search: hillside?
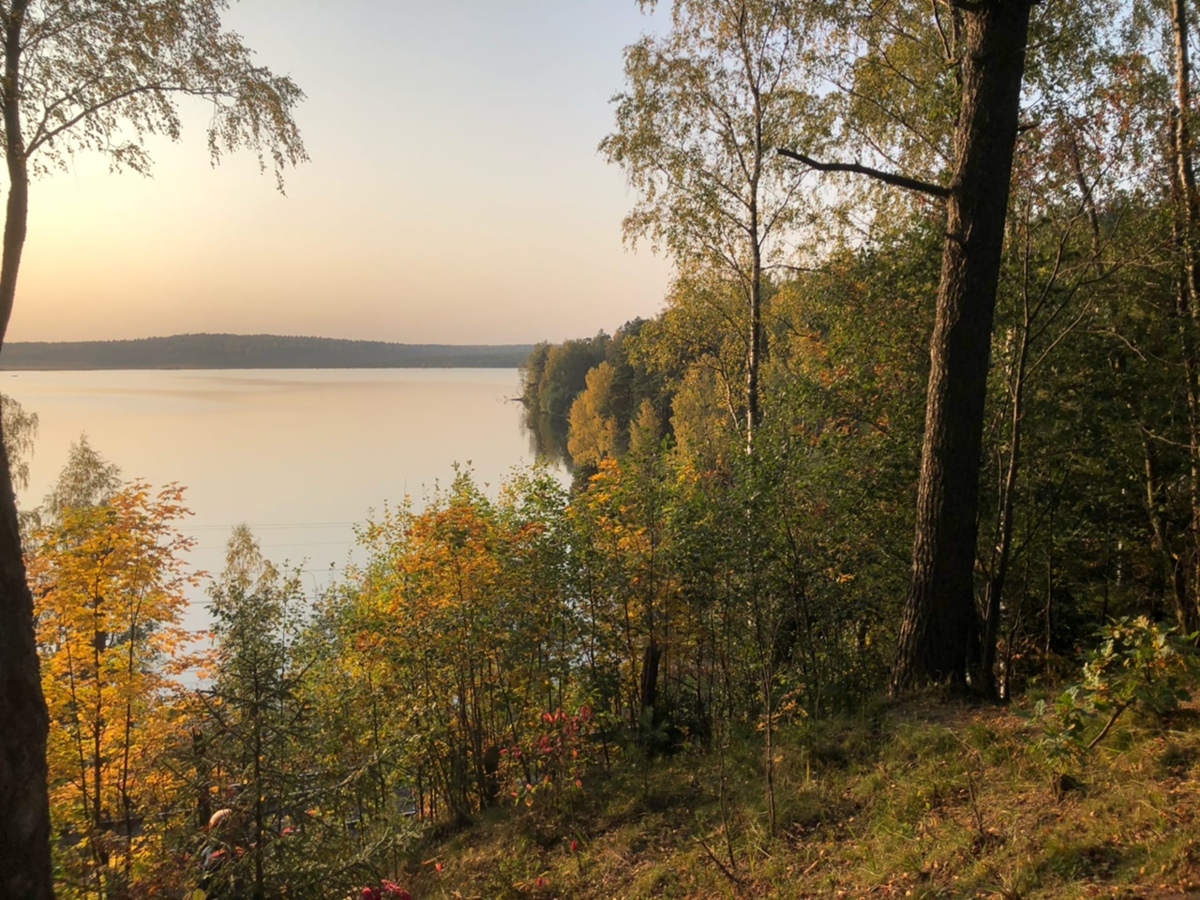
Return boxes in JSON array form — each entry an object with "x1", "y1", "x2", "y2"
[
  {"x1": 0, "y1": 334, "x2": 534, "y2": 370},
  {"x1": 397, "y1": 697, "x2": 1200, "y2": 900}
]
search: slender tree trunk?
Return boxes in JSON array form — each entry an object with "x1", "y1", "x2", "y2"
[
  {"x1": 979, "y1": 310, "x2": 1029, "y2": 697},
  {"x1": 0, "y1": 0, "x2": 28, "y2": 348},
  {"x1": 91, "y1": 612, "x2": 105, "y2": 886},
  {"x1": 746, "y1": 197, "x2": 763, "y2": 452},
  {"x1": 253, "y1": 664, "x2": 265, "y2": 900},
  {"x1": 1143, "y1": 431, "x2": 1190, "y2": 624},
  {"x1": 1172, "y1": 0, "x2": 1200, "y2": 301},
  {"x1": 747, "y1": 252, "x2": 762, "y2": 451},
  {"x1": 738, "y1": 2, "x2": 764, "y2": 454},
  {"x1": 891, "y1": 0, "x2": 1034, "y2": 693}
]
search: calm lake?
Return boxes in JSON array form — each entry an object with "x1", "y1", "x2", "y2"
[{"x1": 3, "y1": 368, "x2": 556, "y2": 628}]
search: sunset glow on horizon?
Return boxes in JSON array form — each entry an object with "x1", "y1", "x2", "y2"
[{"x1": 10, "y1": 1, "x2": 673, "y2": 347}]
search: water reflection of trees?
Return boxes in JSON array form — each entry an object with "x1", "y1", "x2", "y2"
[{"x1": 521, "y1": 411, "x2": 573, "y2": 472}]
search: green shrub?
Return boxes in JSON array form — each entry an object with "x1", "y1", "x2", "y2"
[{"x1": 1039, "y1": 616, "x2": 1199, "y2": 761}]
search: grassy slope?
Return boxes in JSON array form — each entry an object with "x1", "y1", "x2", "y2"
[{"x1": 398, "y1": 696, "x2": 1200, "y2": 899}]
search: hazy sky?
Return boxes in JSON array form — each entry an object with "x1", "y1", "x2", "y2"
[{"x1": 9, "y1": 1, "x2": 673, "y2": 346}]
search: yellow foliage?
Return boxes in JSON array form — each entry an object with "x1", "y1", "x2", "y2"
[
  {"x1": 29, "y1": 482, "x2": 199, "y2": 898},
  {"x1": 568, "y1": 361, "x2": 619, "y2": 466}
]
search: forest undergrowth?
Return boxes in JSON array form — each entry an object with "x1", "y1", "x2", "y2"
[{"x1": 401, "y1": 695, "x2": 1200, "y2": 900}]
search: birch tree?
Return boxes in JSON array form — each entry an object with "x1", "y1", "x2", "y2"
[
  {"x1": 601, "y1": 0, "x2": 814, "y2": 451},
  {"x1": 0, "y1": 4, "x2": 304, "y2": 895}
]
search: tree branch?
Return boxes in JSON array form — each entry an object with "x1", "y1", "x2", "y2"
[
  {"x1": 28, "y1": 82, "x2": 166, "y2": 155},
  {"x1": 1088, "y1": 702, "x2": 1129, "y2": 750},
  {"x1": 776, "y1": 148, "x2": 949, "y2": 198}
]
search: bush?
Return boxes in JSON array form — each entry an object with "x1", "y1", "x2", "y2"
[{"x1": 1039, "y1": 616, "x2": 1200, "y2": 761}]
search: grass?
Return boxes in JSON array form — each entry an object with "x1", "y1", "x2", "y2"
[{"x1": 392, "y1": 696, "x2": 1200, "y2": 899}]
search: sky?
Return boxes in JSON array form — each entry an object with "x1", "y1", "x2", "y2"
[{"x1": 9, "y1": 1, "x2": 674, "y2": 346}]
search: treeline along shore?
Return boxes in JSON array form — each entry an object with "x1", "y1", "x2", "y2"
[{"x1": 0, "y1": 333, "x2": 534, "y2": 370}]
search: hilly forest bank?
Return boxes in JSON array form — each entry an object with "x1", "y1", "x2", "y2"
[{"x1": 0, "y1": 334, "x2": 533, "y2": 370}]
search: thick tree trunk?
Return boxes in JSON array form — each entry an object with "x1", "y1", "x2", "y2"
[
  {"x1": 639, "y1": 637, "x2": 661, "y2": 718},
  {"x1": 0, "y1": 419, "x2": 52, "y2": 900},
  {"x1": 891, "y1": 0, "x2": 1034, "y2": 693}
]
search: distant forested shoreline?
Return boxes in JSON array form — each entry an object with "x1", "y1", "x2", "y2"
[{"x1": 0, "y1": 333, "x2": 534, "y2": 369}]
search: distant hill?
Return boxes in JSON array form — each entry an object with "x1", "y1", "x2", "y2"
[{"x1": 0, "y1": 334, "x2": 534, "y2": 370}]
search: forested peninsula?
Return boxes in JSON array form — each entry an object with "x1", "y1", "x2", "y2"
[{"x1": 0, "y1": 334, "x2": 533, "y2": 370}]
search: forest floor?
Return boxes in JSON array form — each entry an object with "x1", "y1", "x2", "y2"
[{"x1": 397, "y1": 693, "x2": 1200, "y2": 899}]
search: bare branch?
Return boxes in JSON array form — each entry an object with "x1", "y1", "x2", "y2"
[
  {"x1": 776, "y1": 147, "x2": 949, "y2": 198},
  {"x1": 931, "y1": 0, "x2": 956, "y2": 65}
]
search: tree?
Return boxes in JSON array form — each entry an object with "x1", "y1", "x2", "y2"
[
  {"x1": 30, "y1": 479, "x2": 196, "y2": 898},
  {"x1": 2, "y1": 391, "x2": 40, "y2": 538},
  {"x1": 334, "y1": 469, "x2": 577, "y2": 824},
  {"x1": 889, "y1": 2, "x2": 1035, "y2": 691},
  {"x1": 568, "y1": 361, "x2": 620, "y2": 467},
  {"x1": 0, "y1": 424, "x2": 51, "y2": 900},
  {"x1": 0, "y1": 4, "x2": 305, "y2": 895},
  {"x1": 41, "y1": 436, "x2": 122, "y2": 525},
  {"x1": 777, "y1": 0, "x2": 1039, "y2": 689},
  {"x1": 601, "y1": 0, "x2": 812, "y2": 451},
  {"x1": 197, "y1": 525, "x2": 309, "y2": 900},
  {"x1": 1156, "y1": 0, "x2": 1200, "y2": 632},
  {"x1": 1, "y1": 391, "x2": 36, "y2": 492}
]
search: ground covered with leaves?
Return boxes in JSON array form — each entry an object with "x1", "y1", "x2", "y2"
[{"x1": 394, "y1": 695, "x2": 1200, "y2": 900}]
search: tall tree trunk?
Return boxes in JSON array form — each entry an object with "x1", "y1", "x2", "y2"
[
  {"x1": 0, "y1": 416, "x2": 52, "y2": 900},
  {"x1": 891, "y1": 0, "x2": 1034, "y2": 693},
  {"x1": 978, "y1": 306, "x2": 1029, "y2": 698},
  {"x1": 0, "y1": 0, "x2": 29, "y2": 348},
  {"x1": 1143, "y1": 430, "x2": 1189, "y2": 622},
  {"x1": 1169, "y1": 0, "x2": 1200, "y2": 633},
  {"x1": 0, "y1": 4, "x2": 52, "y2": 897},
  {"x1": 747, "y1": 242, "x2": 762, "y2": 452}
]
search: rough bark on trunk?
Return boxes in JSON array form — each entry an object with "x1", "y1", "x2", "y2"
[
  {"x1": 639, "y1": 638, "x2": 661, "y2": 718},
  {"x1": 1169, "y1": 0, "x2": 1200, "y2": 634},
  {"x1": 891, "y1": 0, "x2": 1034, "y2": 693},
  {"x1": 0, "y1": 414, "x2": 52, "y2": 900}
]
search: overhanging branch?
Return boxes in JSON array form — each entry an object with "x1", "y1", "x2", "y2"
[{"x1": 776, "y1": 147, "x2": 949, "y2": 198}]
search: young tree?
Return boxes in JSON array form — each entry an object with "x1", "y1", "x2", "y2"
[
  {"x1": 1, "y1": 391, "x2": 36, "y2": 491},
  {"x1": 30, "y1": 479, "x2": 196, "y2": 898},
  {"x1": 197, "y1": 525, "x2": 309, "y2": 900},
  {"x1": 0, "y1": 5, "x2": 305, "y2": 893},
  {"x1": 41, "y1": 436, "x2": 122, "y2": 525},
  {"x1": 602, "y1": 0, "x2": 813, "y2": 450}
]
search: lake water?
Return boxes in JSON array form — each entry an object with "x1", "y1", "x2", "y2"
[{"x1": 2, "y1": 368, "x2": 555, "y2": 628}]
